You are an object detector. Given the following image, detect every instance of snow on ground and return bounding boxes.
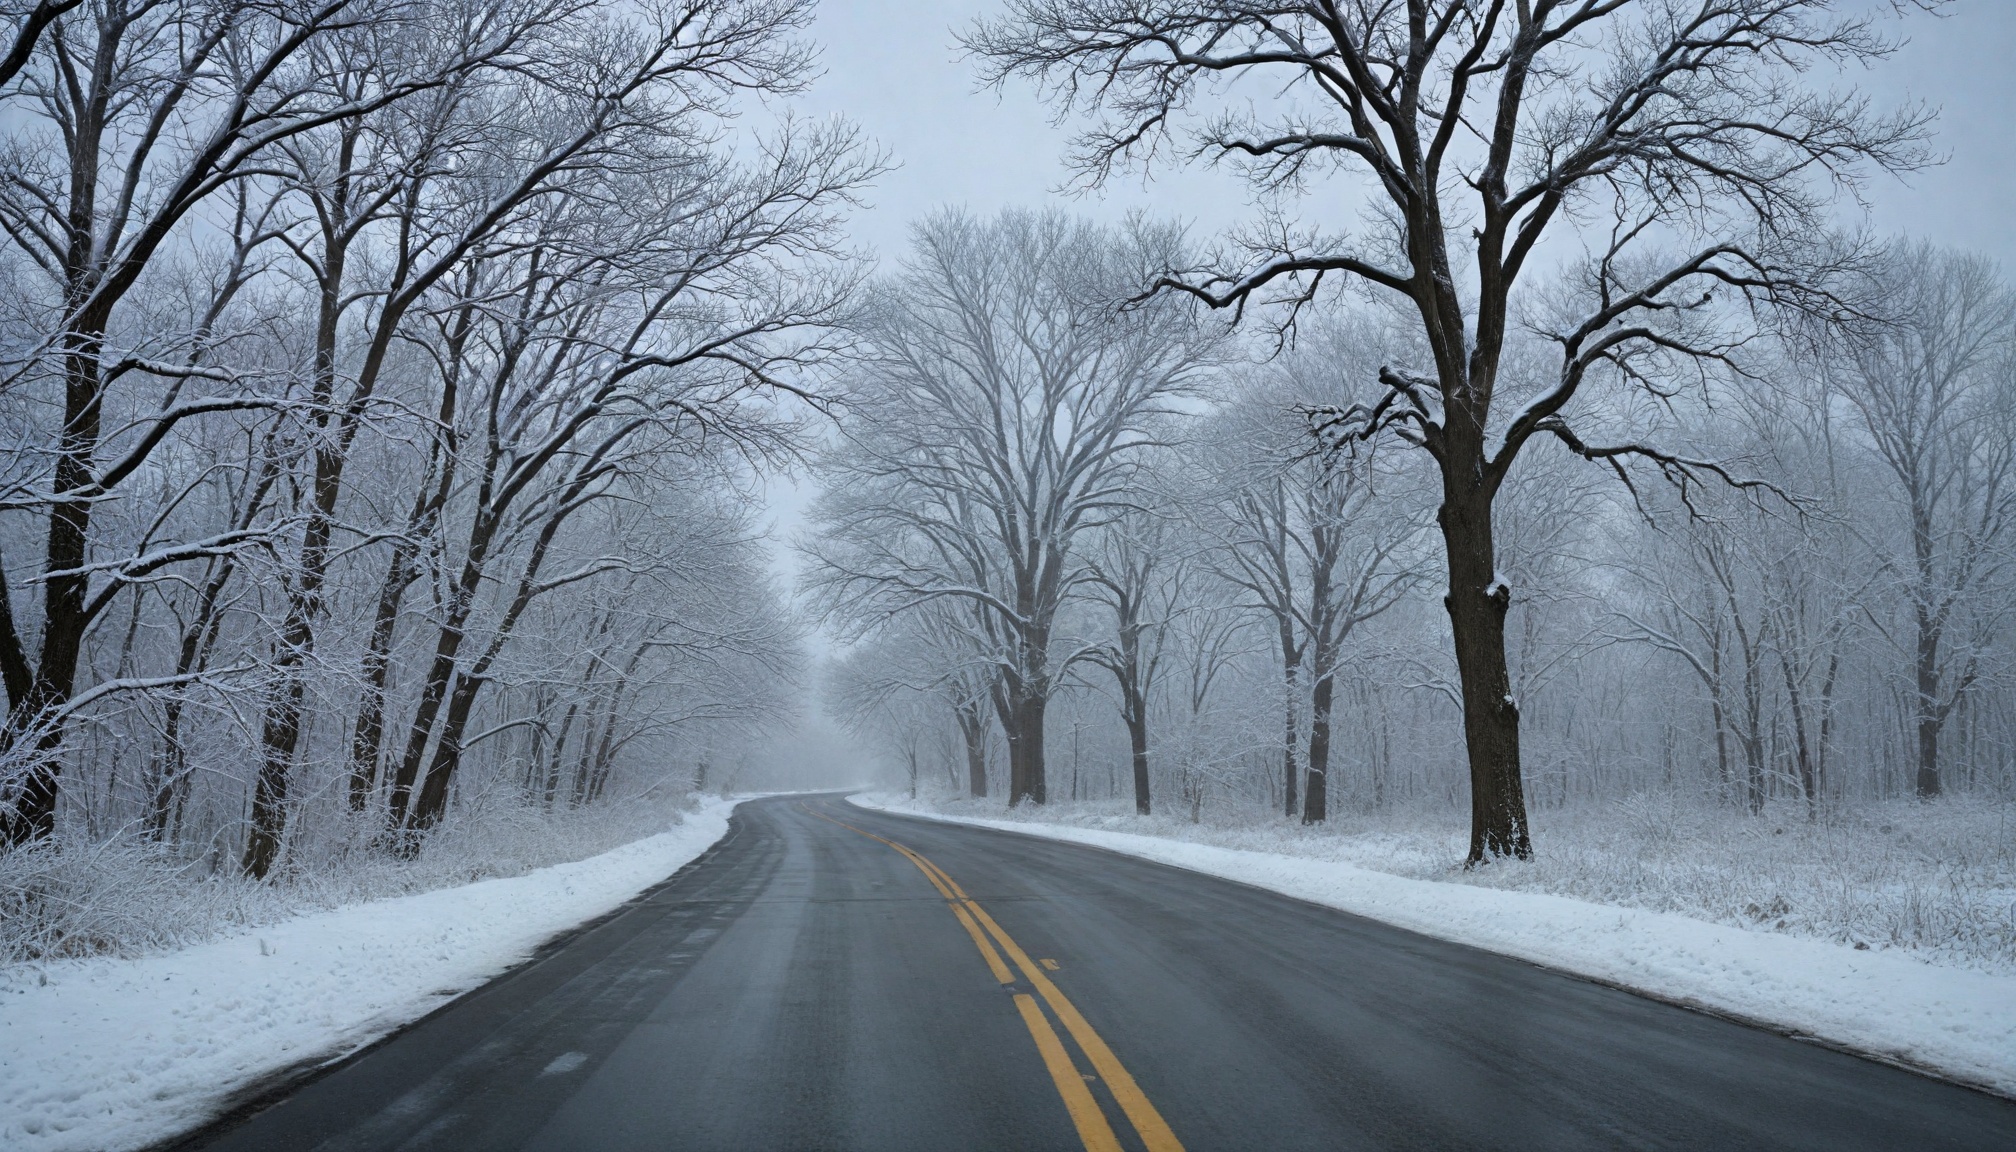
[852,793,2016,1098]
[0,796,746,1152]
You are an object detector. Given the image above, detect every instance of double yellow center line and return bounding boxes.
[804,804,1183,1152]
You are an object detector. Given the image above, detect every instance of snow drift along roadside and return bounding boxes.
[0,796,746,1152]
[850,794,2016,1098]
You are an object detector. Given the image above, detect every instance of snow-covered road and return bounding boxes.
[0,797,745,1152]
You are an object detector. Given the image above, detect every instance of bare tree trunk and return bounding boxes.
[347,309,466,810]
[407,495,579,831]
[1304,667,1334,825]
[1708,634,1733,806]
[244,146,359,876]
[147,442,280,838]
[1439,485,1530,863]
[1914,600,1943,798]
[1780,650,1819,820]
[386,613,471,829]
[1002,684,1048,807]
[1819,649,1841,800]
[1124,682,1151,817]
[346,541,418,811]
[956,696,988,798]
[1282,649,1298,819]
[543,703,578,808]
[3,315,111,844]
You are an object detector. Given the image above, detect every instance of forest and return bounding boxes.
[0,0,2009,970]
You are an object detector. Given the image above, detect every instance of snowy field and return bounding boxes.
[0,797,745,1152]
[853,793,2016,1098]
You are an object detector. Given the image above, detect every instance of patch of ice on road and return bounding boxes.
[541,1051,589,1076]
[0,797,745,1152]
[850,793,2016,1098]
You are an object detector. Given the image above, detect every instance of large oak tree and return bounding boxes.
[972,0,1933,860]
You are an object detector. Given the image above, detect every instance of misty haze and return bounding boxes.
[1,2,2012,1149]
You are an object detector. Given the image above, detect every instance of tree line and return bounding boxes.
[815,1,2010,862]
[816,212,2014,848]
[0,0,864,876]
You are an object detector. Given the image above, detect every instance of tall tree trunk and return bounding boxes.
[406,500,571,830]
[1708,637,1732,806]
[146,441,279,838]
[346,540,418,811]
[956,697,988,798]
[1304,667,1335,824]
[1279,652,1300,820]
[1003,684,1047,807]
[385,620,468,829]
[1438,483,1530,863]
[1914,605,1942,798]
[3,317,110,844]
[1780,650,1819,820]
[347,313,465,811]
[244,175,357,877]
[385,497,511,830]
[1124,680,1150,817]
[1111,614,1152,816]
[1740,724,1768,815]
[542,703,578,807]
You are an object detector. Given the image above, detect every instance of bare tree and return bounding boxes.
[810,209,1220,806]
[1200,367,1418,822]
[1085,507,1183,814]
[972,0,1932,861]
[0,0,454,845]
[244,0,784,871]
[1832,243,2015,797]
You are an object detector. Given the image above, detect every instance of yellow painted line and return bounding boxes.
[809,812,1016,985]
[1015,992,1125,1152]
[1041,958,1061,971]
[802,802,1185,1152]
[967,900,1186,1152]
[950,899,1016,985]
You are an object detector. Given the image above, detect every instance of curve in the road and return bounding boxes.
[171,794,2016,1151]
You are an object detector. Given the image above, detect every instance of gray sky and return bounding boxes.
[766,0,2016,590]
[797,0,2016,268]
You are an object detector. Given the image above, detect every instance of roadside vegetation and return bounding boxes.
[0,0,854,962]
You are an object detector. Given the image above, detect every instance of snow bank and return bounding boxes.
[851,794,2016,1098]
[0,797,745,1152]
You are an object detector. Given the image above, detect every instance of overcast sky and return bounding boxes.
[796,1,2016,267]
[766,0,2016,605]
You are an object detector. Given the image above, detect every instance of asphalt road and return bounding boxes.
[176,794,2016,1151]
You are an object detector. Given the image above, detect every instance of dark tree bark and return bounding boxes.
[1303,667,1334,826]
[1438,488,1529,858]
[998,675,1049,808]
[1279,648,1300,820]
[345,297,470,810]
[1123,679,1150,817]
